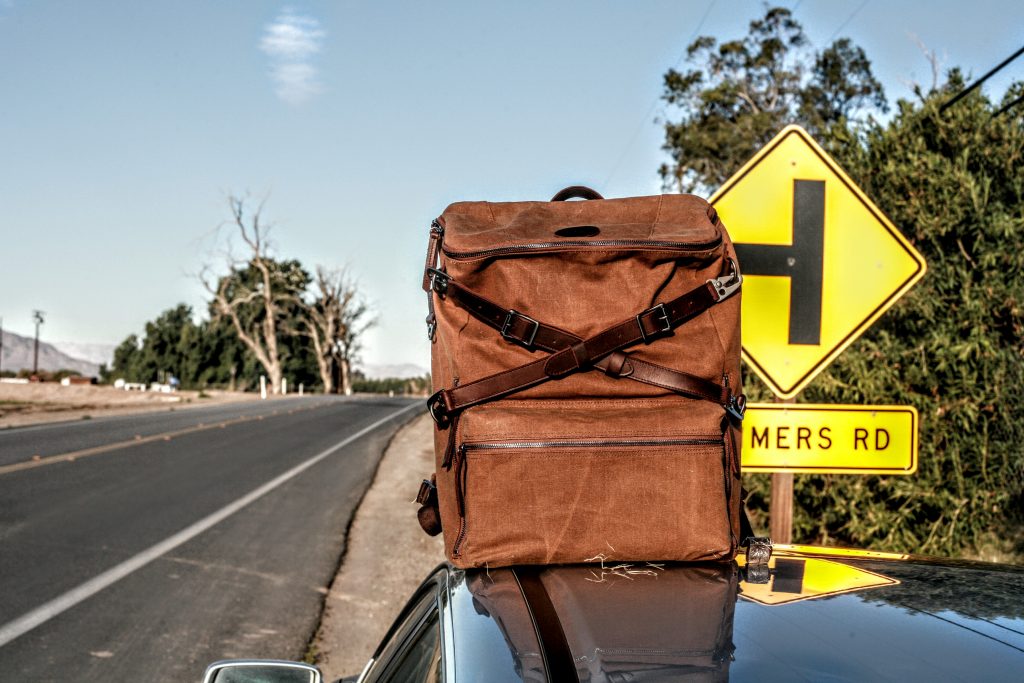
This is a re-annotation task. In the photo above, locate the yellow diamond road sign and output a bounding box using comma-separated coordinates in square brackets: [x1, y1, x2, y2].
[711, 125, 927, 399]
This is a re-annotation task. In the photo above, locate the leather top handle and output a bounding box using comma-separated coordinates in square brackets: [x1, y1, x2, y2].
[551, 186, 604, 201]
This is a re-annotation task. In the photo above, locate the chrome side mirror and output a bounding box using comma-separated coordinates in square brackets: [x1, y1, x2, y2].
[202, 659, 322, 683]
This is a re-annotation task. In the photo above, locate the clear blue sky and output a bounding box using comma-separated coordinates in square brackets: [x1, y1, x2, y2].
[2, 0, 1022, 371]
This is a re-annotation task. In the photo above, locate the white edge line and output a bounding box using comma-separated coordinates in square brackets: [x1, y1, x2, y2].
[0, 401, 421, 649]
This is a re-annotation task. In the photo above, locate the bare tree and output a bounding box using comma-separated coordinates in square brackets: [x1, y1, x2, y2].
[300, 267, 373, 394]
[201, 196, 302, 395]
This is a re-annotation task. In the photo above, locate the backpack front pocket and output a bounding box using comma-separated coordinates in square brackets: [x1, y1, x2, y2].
[451, 433, 733, 566]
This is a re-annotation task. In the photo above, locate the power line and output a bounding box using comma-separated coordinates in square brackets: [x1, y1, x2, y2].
[602, 0, 717, 189]
[827, 0, 869, 43]
[994, 91, 1024, 118]
[941, 44, 1024, 112]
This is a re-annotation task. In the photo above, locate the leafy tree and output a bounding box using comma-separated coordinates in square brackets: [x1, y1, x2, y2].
[660, 6, 885, 193]
[190, 316, 257, 390]
[106, 334, 143, 382]
[105, 305, 202, 385]
[137, 304, 199, 383]
[202, 197, 309, 394]
[662, 7, 1023, 558]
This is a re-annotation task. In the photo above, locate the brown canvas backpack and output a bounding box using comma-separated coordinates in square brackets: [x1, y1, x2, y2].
[415, 186, 747, 568]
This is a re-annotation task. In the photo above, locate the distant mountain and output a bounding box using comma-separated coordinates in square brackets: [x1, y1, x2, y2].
[358, 362, 429, 380]
[49, 341, 116, 368]
[0, 330, 101, 377]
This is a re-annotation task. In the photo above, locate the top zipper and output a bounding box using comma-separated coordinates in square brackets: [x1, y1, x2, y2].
[441, 236, 722, 260]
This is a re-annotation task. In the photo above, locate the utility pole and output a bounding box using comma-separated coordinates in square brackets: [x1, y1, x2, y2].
[32, 310, 45, 375]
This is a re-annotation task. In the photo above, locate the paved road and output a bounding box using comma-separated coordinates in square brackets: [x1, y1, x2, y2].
[0, 395, 421, 681]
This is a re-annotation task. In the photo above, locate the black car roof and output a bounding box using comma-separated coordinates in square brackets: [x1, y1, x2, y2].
[448, 546, 1024, 682]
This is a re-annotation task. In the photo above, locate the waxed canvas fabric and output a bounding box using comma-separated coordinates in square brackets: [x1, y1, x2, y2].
[426, 192, 743, 568]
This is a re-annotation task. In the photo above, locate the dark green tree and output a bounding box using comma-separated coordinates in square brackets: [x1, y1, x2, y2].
[105, 306, 202, 385]
[660, 7, 1024, 558]
[778, 80, 1024, 558]
[206, 257, 318, 392]
[660, 6, 885, 193]
[105, 334, 143, 382]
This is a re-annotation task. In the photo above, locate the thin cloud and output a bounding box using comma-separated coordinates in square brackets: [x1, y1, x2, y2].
[260, 9, 325, 105]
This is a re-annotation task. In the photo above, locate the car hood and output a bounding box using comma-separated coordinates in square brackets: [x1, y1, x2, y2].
[455, 546, 1024, 682]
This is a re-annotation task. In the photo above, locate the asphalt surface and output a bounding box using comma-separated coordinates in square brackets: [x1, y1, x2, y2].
[0, 395, 421, 682]
[0, 397, 338, 466]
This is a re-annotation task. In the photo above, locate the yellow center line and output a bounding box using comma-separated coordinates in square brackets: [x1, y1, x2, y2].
[0, 401, 330, 477]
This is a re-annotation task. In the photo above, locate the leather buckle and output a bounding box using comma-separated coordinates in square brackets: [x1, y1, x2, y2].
[427, 390, 451, 429]
[415, 478, 436, 505]
[636, 303, 672, 343]
[501, 310, 540, 349]
[426, 268, 449, 296]
[707, 258, 743, 302]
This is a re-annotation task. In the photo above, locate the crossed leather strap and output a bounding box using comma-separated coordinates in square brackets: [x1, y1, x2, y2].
[423, 225, 745, 448]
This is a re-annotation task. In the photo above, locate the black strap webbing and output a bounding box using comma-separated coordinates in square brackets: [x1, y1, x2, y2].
[513, 567, 580, 683]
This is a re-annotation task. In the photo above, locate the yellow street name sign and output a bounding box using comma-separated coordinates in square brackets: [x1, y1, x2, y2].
[711, 125, 927, 398]
[741, 403, 918, 475]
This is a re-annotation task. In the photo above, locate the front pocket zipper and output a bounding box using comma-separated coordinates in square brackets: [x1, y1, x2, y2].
[451, 436, 724, 558]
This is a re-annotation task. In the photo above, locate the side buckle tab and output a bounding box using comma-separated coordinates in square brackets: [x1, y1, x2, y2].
[427, 390, 451, 429]
[415, 478, 437, 506]
[727, 394, 747, 421]
[426, 268, 450, 297]
[501, 310, 540, 349]
[636, 303, 672, 343]
[708, 258, 743, 302]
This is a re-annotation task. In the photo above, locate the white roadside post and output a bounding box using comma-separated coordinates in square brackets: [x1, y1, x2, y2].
[260, 375, 267, 400]
[282, 378, 288, 395]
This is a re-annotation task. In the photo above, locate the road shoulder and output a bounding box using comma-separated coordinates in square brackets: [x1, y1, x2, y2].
[313, 413, 443, 680]
[0, 382, 265, 429]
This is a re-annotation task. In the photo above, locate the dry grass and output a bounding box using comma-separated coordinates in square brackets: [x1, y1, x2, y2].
[0, 382, 262, 428]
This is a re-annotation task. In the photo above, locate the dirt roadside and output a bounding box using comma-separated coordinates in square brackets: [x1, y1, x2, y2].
[313, 413, 444, 680]
[0, 382, 265, 429]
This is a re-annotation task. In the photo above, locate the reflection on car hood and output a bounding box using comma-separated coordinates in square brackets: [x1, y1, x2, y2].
[456, 546, 1024, 682]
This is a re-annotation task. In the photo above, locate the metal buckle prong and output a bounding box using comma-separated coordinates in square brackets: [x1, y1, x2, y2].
[636, 303, 671, 343]
[501, 310, 540, 349]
